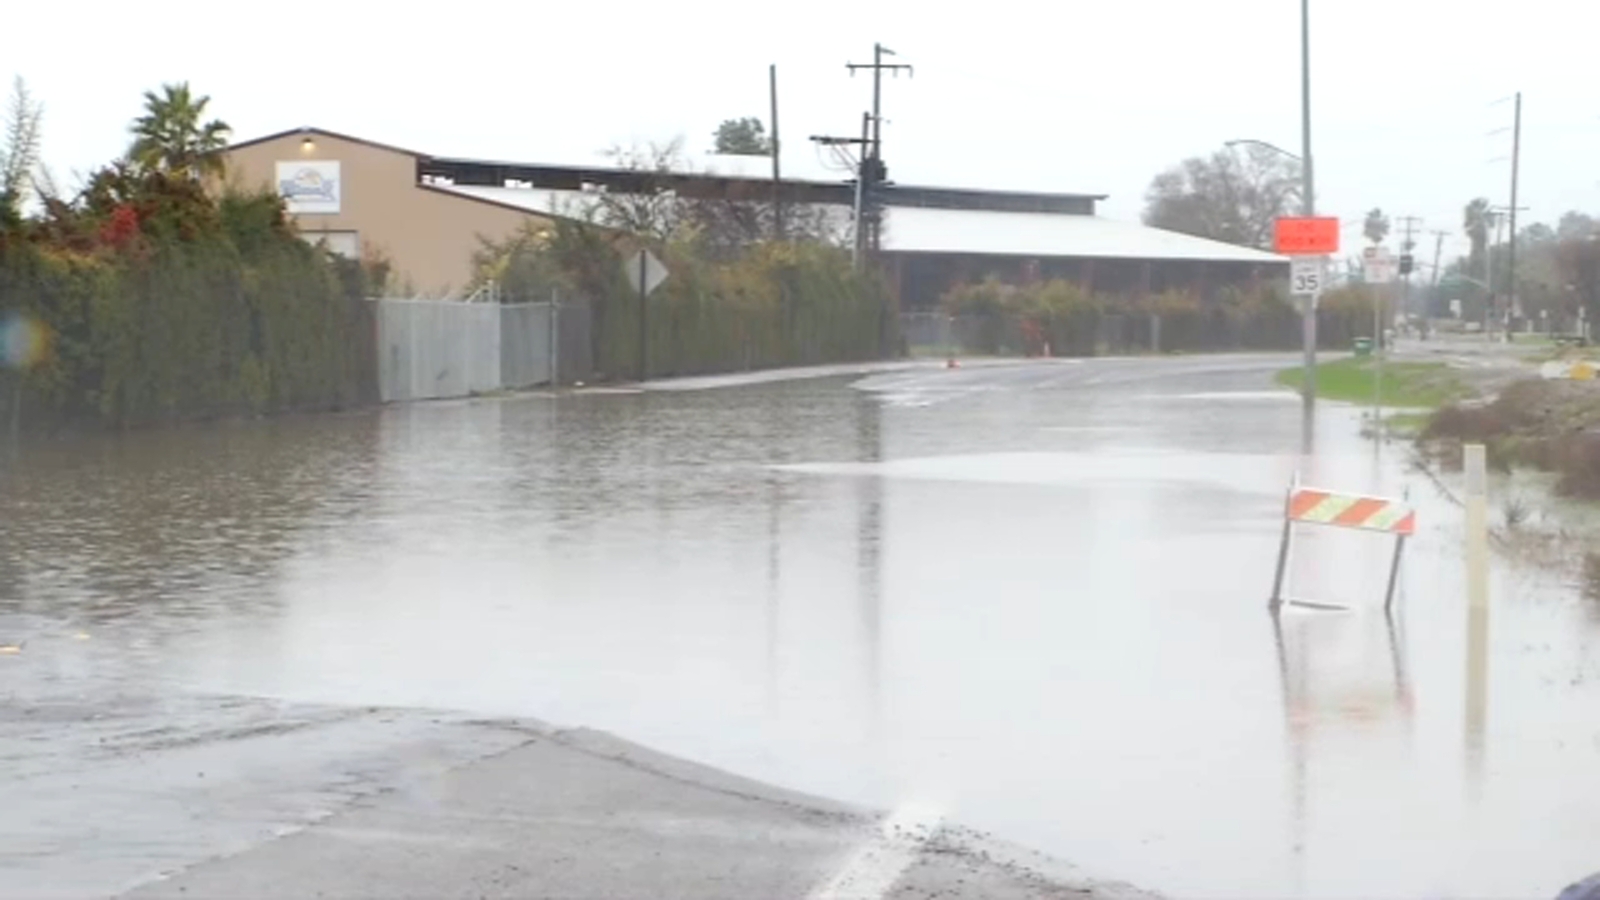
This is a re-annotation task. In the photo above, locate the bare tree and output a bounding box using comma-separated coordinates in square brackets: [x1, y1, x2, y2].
[1142, 143, 1302, 249]
[590, 139, 689, 241]
[0, 76, 44, 216]
[587, 138, 849, 256]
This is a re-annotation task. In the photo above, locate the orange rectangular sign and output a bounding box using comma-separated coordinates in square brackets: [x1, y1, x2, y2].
[1274, 217, 1340, 255]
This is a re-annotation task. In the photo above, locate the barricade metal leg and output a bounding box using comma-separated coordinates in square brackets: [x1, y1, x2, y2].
[1383, 534, 1407, 614]
[1270, 519, 1294, 610]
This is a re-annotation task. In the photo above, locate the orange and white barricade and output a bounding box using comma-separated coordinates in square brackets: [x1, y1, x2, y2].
[1269, 478, 1416, 612]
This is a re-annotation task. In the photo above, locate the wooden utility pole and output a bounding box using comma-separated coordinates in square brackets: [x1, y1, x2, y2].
[1506, 92, 1523, 330]
[1395, 215, 1424, 323]
[846, 44, 912, 255]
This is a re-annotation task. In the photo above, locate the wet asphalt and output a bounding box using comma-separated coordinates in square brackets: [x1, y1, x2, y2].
[2, 353, 1597, 899]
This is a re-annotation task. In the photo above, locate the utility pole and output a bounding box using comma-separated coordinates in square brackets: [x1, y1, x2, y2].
[1299, 0, 1317, 410]
[1426, 228, 1448, 336]
[1506, 91, 1523, 340]
[855, 112, 869, 264]
[1428, 230, 1449, 290]
[1395, 215, 1423, 326]
[1371, 214, 1423, 433]
[769, 64, 784, 241]
[809, 120, 871, 269]
[846, 43, 912, 255]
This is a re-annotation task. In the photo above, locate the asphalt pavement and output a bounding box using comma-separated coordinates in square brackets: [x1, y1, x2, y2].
[4, 688, 1147, 900]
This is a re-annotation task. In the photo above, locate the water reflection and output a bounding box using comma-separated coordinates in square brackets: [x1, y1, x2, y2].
[1272, 605, 1416, 895]
[0, 416, 381, 658]
[5, 359, 1600, 899]
[855, 395, 885, 742]
[1464, 602, 1490, 801]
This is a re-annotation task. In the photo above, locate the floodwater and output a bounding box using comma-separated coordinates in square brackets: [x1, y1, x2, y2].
[2, 355, 1598, 899]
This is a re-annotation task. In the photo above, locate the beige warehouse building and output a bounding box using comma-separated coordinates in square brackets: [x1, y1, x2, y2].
[224, 126, 1285, 307]
[222, 128, 555, 297]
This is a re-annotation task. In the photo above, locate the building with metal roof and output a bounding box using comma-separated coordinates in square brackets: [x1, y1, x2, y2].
[221, 126, 1287, 305]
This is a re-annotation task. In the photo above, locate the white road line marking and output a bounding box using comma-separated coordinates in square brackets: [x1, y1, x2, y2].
[808, 804, 945, 900]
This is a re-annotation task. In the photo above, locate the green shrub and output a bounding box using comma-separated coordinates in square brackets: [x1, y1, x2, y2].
[936, 278, 1306, 355]
[0, 185, 376, 428]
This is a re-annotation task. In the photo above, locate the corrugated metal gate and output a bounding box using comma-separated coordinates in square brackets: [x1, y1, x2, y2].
[374, 300, 556, 402]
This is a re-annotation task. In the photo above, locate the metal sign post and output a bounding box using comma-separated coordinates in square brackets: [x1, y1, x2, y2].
[624, 249, 669, 381]
[1290, 257, 1324, 301]
[1362, 247, 1397, 436]
[1275, 217, 1341, 408]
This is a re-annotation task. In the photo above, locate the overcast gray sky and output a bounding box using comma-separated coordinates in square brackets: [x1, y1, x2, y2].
[12, 0, 1599, 263]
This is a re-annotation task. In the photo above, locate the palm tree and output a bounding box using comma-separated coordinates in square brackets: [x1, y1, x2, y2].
[1463, 197, 1492, 276]
[127, 83, 231, 180]
[1363, 207, 1390, 246]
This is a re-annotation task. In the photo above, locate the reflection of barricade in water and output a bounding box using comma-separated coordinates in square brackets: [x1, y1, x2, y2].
[1269, 478, 1416, 613]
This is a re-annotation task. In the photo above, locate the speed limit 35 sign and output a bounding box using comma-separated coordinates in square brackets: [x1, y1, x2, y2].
[1291, 257, 1324, 299]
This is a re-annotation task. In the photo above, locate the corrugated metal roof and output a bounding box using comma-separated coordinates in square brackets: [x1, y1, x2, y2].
[433, 185, 1286, 265]
[433, 184, 609, 217]
[882, 207, 1288, 264]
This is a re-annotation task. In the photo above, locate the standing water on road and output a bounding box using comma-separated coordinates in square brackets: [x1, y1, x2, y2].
[2, 354, 1597, 899]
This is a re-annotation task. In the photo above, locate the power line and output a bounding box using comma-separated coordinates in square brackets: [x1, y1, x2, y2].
[1395, 215, 1424, 253]
[845, 43, 912, 257]
[1428, 230, 1450, 289]
[809, 115, 872, 268]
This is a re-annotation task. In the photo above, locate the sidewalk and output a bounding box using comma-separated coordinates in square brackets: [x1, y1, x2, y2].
[570, 358, 1040, 395]
[3, 685, 1154, 900]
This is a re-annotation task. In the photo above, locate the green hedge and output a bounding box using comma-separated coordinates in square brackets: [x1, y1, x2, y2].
[940, 278, 1381, 355]
[0, 191, 376, 429]
[476, 221, 890, 381]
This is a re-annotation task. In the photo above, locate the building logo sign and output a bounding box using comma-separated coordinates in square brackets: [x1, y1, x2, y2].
[275, 161, 341, 214]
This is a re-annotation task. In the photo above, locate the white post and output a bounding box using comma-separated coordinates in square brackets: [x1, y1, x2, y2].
[1464, 443, 1489, 611]
[1463, 441, 1491, 792]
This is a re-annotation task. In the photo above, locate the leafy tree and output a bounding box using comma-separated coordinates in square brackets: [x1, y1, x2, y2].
[1558, 233, 1600, 326]
[127, 82, 230, 181]
[1558, 211, 1597, 240]
[1362, 208, 1389, 246]
[712, 117, 771, 155]
[1521, 222, 1556, 246]
[1142, 143, 1301, 249]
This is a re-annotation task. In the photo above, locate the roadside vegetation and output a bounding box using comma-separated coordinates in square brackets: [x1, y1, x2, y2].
[1421, 378, 1600, 500]
[467, 139, 887, 381]
[936, 280, 1390, 357]
[0, 79, 381, 429]
[1275, 357, 1471, 408]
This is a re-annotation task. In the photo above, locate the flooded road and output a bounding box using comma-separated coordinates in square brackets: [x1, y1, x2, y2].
[3, 354, 1598, 899]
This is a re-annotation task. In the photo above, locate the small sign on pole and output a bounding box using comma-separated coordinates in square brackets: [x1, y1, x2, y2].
[626, 249, 669, 298]
[1362, 246, 1396, 284]
[1274, 217, 1341, 255]
[624, 249, 670, 382]
[1290, 257, 1324, 301]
